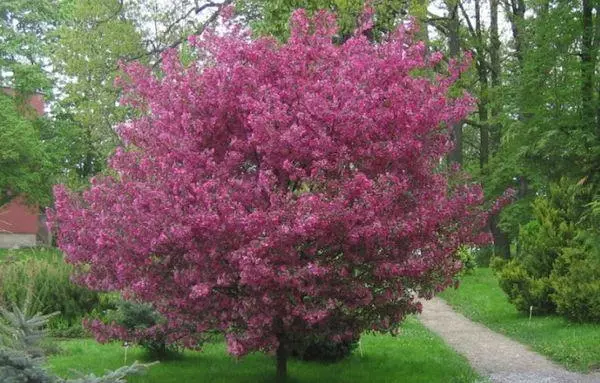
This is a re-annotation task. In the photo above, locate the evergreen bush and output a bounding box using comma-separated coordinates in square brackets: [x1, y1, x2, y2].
[497, 179, 600, 321]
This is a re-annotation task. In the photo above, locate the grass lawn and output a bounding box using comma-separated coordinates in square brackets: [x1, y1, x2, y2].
[439, 267, 600, 372]
[47, 317, 480, 383]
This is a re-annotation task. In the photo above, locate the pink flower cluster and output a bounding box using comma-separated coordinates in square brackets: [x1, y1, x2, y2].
[51, 10, 489, 357]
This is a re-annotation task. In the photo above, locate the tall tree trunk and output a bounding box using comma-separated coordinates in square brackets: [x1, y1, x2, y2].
[447, 1, 463, 165]
[490, 214, 511, 258]
[489, 0, 501, 153]
[506, 0, 526, 67]
[488, 0, 511, 258]
[595, 4, 600, 135]
[276, 333, 288, 383]
[475, 0, 489, 169]
[582, 0, 596, 134]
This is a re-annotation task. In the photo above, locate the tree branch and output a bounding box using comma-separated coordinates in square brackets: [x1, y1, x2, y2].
[124, 0, 234, 67]
[458, 2, 477, 39]
[464, 119, 484, 128]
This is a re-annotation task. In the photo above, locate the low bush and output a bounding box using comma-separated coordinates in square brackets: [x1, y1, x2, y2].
[0, 248, 101, 332]
[550, 230, 600, 322]
[456, 246, 477, 276]
[86, 299, 191, 359]
[496, 259, 555, 314]
[473, 246, 494, 267]
[291, 336, 360, 363]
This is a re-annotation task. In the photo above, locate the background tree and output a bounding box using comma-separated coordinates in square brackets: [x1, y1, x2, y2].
[0, 93, 53, 205]
[49, 0, 146, 186]
[0, 1, 57, 205]
[51, 11, 492, 382]
[0, 0, 56, 93]
[237, 0, 409, 41]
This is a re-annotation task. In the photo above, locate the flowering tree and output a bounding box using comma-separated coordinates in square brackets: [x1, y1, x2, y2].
[51, 9, 491, 381]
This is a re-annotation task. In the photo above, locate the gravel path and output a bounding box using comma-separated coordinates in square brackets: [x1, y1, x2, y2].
[419, 297, 600, 383]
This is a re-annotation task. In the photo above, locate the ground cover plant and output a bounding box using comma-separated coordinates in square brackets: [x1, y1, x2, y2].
[440, 267, 600, 372]
[50, 8, 499, 382]
[48, 317, 480, 383]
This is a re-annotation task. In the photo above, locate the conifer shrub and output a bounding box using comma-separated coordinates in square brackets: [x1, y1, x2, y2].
[497, 179, 600, 321]
[0, 301, 155, 382]
[496, 259, 555, 314]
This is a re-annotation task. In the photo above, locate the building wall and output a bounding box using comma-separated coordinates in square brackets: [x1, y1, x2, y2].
[1, 87, 44, 116]
[0, 233, 37, 248]
[0, 198, 39, 234]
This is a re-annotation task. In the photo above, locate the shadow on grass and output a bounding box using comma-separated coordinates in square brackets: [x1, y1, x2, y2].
[49, 318, 480, 383]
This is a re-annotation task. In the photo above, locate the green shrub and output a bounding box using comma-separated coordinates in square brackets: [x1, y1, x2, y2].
[48, 317, 87, 339]
[550, 231, 600, 322]
[496, 259, 555, 314]
[290, 335, 359, 363]
[0, 248, 100, 331]
[456, 246, 477, 275]
[497, 179, 600, 322]
[496, 179, 586, 316]
[89, 299, 180, 359]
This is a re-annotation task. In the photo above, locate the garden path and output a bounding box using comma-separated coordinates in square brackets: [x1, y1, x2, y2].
[419, 297, 600, 383]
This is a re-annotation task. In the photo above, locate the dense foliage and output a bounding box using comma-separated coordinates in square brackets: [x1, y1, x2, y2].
[495, 179, 600, 321]
[237, 0, 409, 41]
[0, 249, 100, 332]
[86, 299, 189, 359]
[0, 92, 53, 205]
[51, 9, 492, 379]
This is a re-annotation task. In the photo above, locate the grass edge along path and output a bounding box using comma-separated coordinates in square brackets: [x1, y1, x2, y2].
[47, 317, 481, 383]
[439, 267, 600, 373]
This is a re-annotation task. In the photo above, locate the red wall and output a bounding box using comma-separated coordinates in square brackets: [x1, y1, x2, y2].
[1, 88, 44, 116]
[0, 198, 39, 234]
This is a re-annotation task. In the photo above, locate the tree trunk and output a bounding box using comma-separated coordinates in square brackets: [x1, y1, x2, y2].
[507, 0, 526, 67]
[582, 0, 594, 116]
[489, 0, 501, 153]
[487, 0, 511, 258]
[582, 0, 596, 134]
[489, 214, 511, 258]
[595, 4, 600, 135]
[475, 0, 489, 169]
[447, 1, 462, 165]
[276, 335, 288, 383]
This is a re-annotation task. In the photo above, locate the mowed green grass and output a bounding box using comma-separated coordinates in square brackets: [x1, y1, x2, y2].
[48, 317, 480, 383]
[440, 267, 600, 372]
